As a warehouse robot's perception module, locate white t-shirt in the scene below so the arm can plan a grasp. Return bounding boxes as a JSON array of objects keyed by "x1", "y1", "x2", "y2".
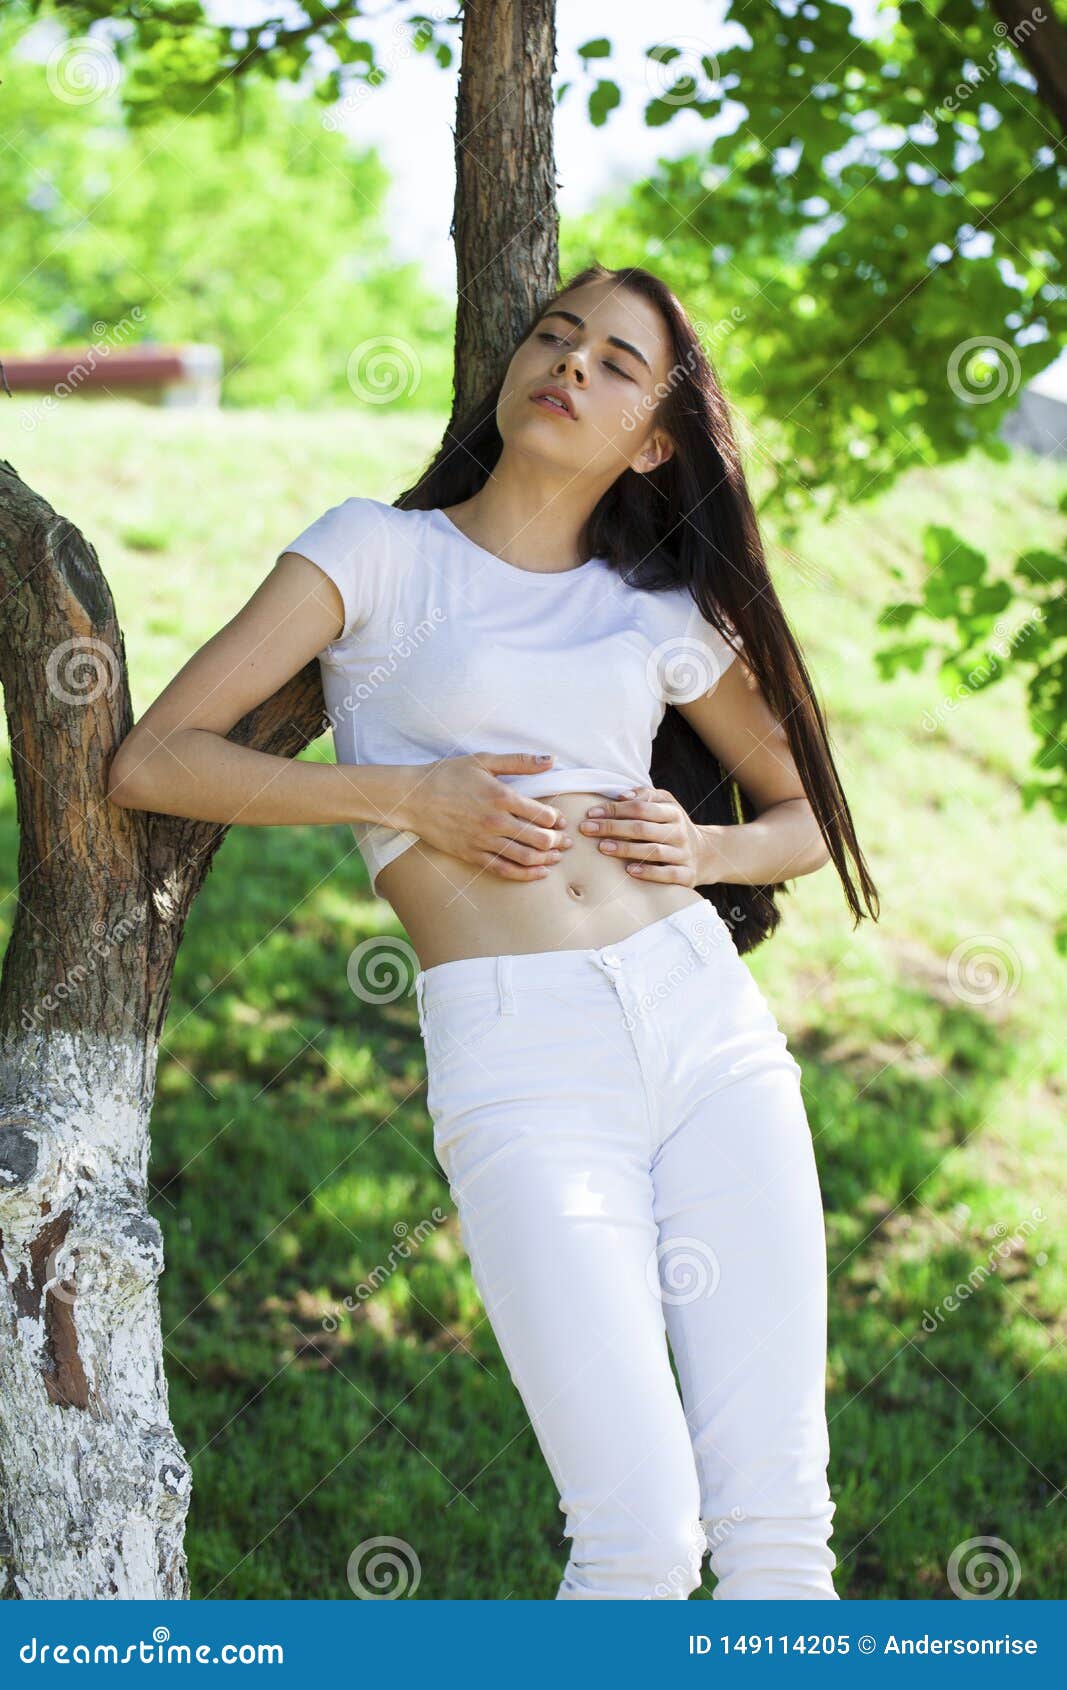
[{"x1": 276, "y1": 497, "x2": 741, "y2": 893}]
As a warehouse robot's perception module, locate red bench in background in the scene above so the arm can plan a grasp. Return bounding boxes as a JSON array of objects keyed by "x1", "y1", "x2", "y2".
[{"x1": 0, "y1": 343, "x2": 222, "y2": 407}]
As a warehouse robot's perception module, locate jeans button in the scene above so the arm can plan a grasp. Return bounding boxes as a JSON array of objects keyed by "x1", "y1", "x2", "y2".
[{"x1": 602, "y1": 951, "x2": 621, "y2": 968}]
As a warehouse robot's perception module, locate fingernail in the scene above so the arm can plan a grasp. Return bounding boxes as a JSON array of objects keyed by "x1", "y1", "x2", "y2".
[{"x1": 587, "y1": 806, "x2": 605, "y2": 817}]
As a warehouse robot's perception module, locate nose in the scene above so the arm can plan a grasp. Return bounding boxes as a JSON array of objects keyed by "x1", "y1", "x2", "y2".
[{"x1": 553, "y1": 353, "x2": 587, "y2": 386}]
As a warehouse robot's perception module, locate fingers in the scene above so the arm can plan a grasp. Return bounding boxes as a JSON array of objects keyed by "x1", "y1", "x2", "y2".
[
  {"x1": 505, "y1": 789, "x2": 568, "y2": 832},
  {"x1": 621, "y1": 861, "x2": 688, "y2": 882},
  {"x1": 579, "y1": 793, "x2": 677, "y2": 841},
  {"x1": 498, "y1": 787, "x2": 572, "y2": 852},
  {"x1": 476, "y1": 848, "x2": 558, "y2": 880}
]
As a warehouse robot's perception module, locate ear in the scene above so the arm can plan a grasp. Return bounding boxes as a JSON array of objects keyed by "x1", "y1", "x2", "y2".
[{"x1": 631, "y1": 427, "x2": 675, "y2": 475}]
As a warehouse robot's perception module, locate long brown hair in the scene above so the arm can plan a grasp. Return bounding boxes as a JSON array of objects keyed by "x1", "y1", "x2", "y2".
[{"x1": 394, "y1": 261, "x2": 879, "y2": 953}]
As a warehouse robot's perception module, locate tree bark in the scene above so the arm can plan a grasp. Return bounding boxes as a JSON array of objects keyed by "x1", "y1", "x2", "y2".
[
  {"x1": 0, "y1": 464, "x2": 323, "y2": 1597},
  {"x1": 450, "y1": 0, "x2": 560, "y2": 423},
  {"x1": 0, "y1": 0, "x2": 560, "y2": 1601},
  {"x1": 989, "y1": 0, "x2": 1067, "y2": 136}
]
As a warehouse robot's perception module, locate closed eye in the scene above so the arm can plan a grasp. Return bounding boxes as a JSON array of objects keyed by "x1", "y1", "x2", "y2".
[{"x1": 536, "y1": 330, "x2": 634, "y2": 381}]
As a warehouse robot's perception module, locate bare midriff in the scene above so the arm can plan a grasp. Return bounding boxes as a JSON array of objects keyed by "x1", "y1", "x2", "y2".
[{"x1": 375, "y1": 789, "x2": 705, "y2": 970}]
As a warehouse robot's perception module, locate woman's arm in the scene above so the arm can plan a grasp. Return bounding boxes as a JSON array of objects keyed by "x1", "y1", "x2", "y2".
[
  {"x1": 679, "y1": 660, "x2": 830, "y2": 884},
  {"x1": 579, "y1": 658, "x2": 829, "y2": 886},
  {"x1": 107, "y1": 551, "x2": 420, "y2": 830},
  {"x1": 696, "y1": 796, "x2": 828, "y2": 885}
]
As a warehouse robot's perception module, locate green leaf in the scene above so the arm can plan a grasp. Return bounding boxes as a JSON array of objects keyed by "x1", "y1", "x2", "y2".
[
  {"x1": 877, "y1": 601, "x2": 921, "y2": 628},
  {"x1": 587, "y1": 79, "x2": 620, "y2": 127},
  {"x1": 1016, "y1": 551, "x2": 1067, "y2": 586}
]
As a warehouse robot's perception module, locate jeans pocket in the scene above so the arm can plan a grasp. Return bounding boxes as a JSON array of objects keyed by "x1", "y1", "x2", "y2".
[{"x1": 422, "y1": 990, "x2": 506, "y2": 1074}]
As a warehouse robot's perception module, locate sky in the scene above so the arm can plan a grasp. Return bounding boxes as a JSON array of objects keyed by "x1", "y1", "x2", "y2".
[
  {"x1": 17, "y1": 0, "x2": 1065, "y2": 389},
  {"x1": 259, "y1": 0, "x2": 765, "y2": 296}
]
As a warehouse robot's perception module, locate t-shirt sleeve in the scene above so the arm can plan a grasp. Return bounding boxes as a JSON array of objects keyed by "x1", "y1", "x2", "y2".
[
  {"x1": 655, "y1": 595, "x2": 742, "y2": 705},
  {"x1": 275, "y1": 496, "x2": 390, "y2": 645}
]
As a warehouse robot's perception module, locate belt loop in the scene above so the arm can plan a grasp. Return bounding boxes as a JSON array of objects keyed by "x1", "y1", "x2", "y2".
[
  {"x1": 672, "y1": 903, "x2": 715, "y2": 967},
  {"x1": 414, "y1": 971, "x2": 427, "y2": 1034},
  {"x1": 498, "y1": 953, "x2": 516, "y2": 1015}
]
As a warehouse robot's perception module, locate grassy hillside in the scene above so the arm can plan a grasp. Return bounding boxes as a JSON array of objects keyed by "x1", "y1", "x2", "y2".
[{"x1": 3, "y1": 399, "x2": 1064, "y2": 1599}]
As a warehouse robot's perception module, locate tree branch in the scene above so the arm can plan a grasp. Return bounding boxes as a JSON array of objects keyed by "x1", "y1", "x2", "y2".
[{"x1": 989, "y1": 0, "x2": 1067, "y2": 137}]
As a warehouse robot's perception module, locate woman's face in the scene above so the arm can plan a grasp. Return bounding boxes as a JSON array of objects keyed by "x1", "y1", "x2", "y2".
[{"x1": 498, "y1": 279, "x2": 677, "y2": 483}]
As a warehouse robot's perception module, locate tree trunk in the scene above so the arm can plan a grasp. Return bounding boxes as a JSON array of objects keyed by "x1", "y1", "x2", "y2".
[
  {"x1": 989, "y1": 0, "x2": 1067, "y2": 137},
  {"x1": 450, "y1": 0, "x2": 560, "y2": 423},
  {"x1": 0, "y1": 0, "x2": 559, "y2": 1600},
  {"x1": 0, "y1": 465, "x2": 323, "y2": 1596}
]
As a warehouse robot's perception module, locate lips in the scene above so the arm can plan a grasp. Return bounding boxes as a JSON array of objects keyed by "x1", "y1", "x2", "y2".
[{"x1": 530, "y1": 385, "x2": 577, "y2": 419}]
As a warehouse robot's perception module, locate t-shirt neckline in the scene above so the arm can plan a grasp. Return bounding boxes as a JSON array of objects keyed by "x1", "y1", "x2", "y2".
[{"x1": 430, "y1": 506, "x2": 601, "y2": 584}]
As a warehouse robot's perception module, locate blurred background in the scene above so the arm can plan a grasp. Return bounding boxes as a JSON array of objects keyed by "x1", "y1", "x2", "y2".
[{"x1": 2, "y1": 0, "x2": 1064, "y2": 1601}]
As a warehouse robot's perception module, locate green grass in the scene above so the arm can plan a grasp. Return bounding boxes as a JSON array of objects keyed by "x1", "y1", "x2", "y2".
[{"x1": 3, "y1": 398, "x2": 1065, "y2": 1599}]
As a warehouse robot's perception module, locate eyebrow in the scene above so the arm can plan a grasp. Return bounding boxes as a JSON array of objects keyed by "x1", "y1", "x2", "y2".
[{"x1": 537, "y1": 309, "x2": 652, "y2": 373}]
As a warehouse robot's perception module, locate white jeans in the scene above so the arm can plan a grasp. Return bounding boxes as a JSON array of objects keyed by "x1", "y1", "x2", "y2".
[{"x1": 414, "y1": 899, "x2": 839, "y2": 1600}]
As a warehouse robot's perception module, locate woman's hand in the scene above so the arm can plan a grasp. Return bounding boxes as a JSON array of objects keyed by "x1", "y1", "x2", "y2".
[
  {"x1": 404, "y1": 752, "x2": 573, "y2": 879},
  {"x1": 578, "y1": 786, "x2": 715, "y2": 886}
]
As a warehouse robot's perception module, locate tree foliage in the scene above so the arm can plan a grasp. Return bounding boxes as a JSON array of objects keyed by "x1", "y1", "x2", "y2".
[
  {"x1": 13, "y1": 0, "x2": 1067, "y2": 863},
  {"x1": 2, "y1": 13, "x2": 453, "y2": 407}
]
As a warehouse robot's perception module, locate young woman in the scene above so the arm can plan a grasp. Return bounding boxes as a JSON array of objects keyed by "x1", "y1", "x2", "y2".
[{"x1": 109, "y1": 262, "x2": 879, "y2": 1601}]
